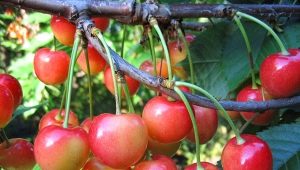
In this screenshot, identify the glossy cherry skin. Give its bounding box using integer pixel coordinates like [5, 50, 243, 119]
[81, 117, 93, 133]
[0, 74, 23, 108]
[0, 85, 14, 128]
[92, 17, 110, 32]
[83, 157, 130, 170]
[50, 15, 76, 46]
[221, 134, 272, 170]
[34, 48, 70, 85]
[237, 85, 275, 126]
[142, 96, 192, 143]
[104, 67, 140, 96]
[38, 108, 79, 130]
[0, 138, 35, 170]
[147, 137, 181, 157]
[139, 59, 169, 79]
[89, 113, 148, 169]
[260, 49, 300, 98]
[134, 154, 177, 170]
[34, 126, 90, 170]
[184, 162, 218, 170]
[77, 43, 106, 75]
[168, 40, 187, 65]
[186, 105, 218, 144]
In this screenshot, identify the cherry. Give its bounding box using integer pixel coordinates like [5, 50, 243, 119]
[184, 162, 218, 170]
[168, 40, 187, 65]
[34, 125, 90, 170]
[50, 15, 76, 46]
[89, 113, 148, 169]
[186, 105, 218, 144]
[34, 48, 70, 85]
[77, 43, 106, 75]
[134, 154, 177, 170]
[260, 48, 300, 98]
[139, 59, 169, 78]
[104, 67, 140, 96]
[0, 85, 14, 128]
[142, 96, 192, 143]
[0, 138, 35, 170]
[221, 134, 272, 170]
[83, 157, 130, 170]
[147, 137, 181, 157]
[227, 110, 241, 121]
[92, 17, 110, 32]
[80, 117, 92, 133]
[0, 73, 23, 108]
[38, 108, 79, 130]
[236, 85, 275, 126]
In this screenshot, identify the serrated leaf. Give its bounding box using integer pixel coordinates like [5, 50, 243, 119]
[257, 123, 300, 170]
[189, 21, 266, 98]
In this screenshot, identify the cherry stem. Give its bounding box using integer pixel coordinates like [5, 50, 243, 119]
[175, 81, 245, 144]
[177, 28, 196, 93]
[0, 128, 10, 148]
[150, 18, 173, 80]
[93, 28, 121, 115]
[63, 29, 81, 128]
[233, 16, 257, 89]
[53, 35, 57, 51]
[56, 86, 66, 120]
[122, 79, 135, 113]
[174, 86, 203, 170]
[147, 28, 157, 77]
[121, 25, 127, 58]
[236, 11, 289, 55]
[239, 112, 260, 133]
[84, 47, 94, 119]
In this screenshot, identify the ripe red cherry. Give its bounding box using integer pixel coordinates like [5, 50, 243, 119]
[139, 59, 169, 78]
[142, 96, 192, 143]
[104, 67, 140, 96]
[0, 138, 35, 170]
[0, 85, 14, 128]
[89, 113, 148, 169]
[80, 117, 92, 133]
[39, 109, 79, 130]
[92, 17, 110, 32]
[77, 43, 106, 75]
[148, 137, 181, 157]
[260, 49, 300, 98]
[134, 154, 177, 170]
[34, 126, 90, 170]
[83, 157, 130, 170]
[221, 134, 272, 170]
[184, 162, 218, 170]
[34, 48, 70, 85]
[237, 85, 275, 126]
[186, 105, 218, 144]
[50, 15, 76, 46]
[0, 74, 23, 108]
[227, 110, 241, 121]
[168, 40, 187, 65]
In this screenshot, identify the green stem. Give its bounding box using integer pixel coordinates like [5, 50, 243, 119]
[94, 29, 121, 115]
[63, 30, 81, 128]
[121, 25, 127, 58]
[177, 28, 195, 93]
[56, 86, 66, 120]
[239, 112, 260, 133]
[147, 28, 157, 77]
[150, 18, 173, 80]
[53, 36, 57, 51]
[84, 48, 94, 119]
[0, 129, 10, 148]
[175, 81, 245, 144]
[233, 16, 257, 89]
[236, 11, 289, 55]
[122, 80, 135, 113]
[174, 87, 203, 170]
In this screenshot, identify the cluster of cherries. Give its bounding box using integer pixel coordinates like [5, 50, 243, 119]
[2, 13, 300, 170]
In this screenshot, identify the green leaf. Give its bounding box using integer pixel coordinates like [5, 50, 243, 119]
[257, 123, 300, 170]
[189, 21, 266, 98]
[12, 102, 47, 120]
